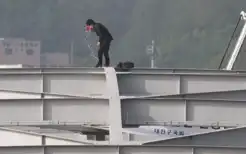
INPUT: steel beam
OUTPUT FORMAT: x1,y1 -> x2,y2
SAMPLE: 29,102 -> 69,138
0,72 -> 106,96
2,67 -> 246,97
135,121 -> 242,128
0,121 -> 109,132
0,145 -> 245,154
104,67 -> 123,144
150,89 -> 246,100
143,126 -> 246,147
3,67 -> 246,74
42,72 -> 106,96
0,127 -> 99,146
118,73 -> 246,96
0,89 -> 107,99
0,67 -> 105,73
121,98 -> 246,125
121,68 -> 246,74
0,98 -> 108,124
0,89 -> 81,99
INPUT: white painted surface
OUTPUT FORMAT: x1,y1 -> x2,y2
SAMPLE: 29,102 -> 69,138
0,66 -> 245,154
0,100 -> 43,121
0,128 -> 99,146
0,128 -> 42,146
104,67 -> 123,144
0,91 -> 41,99
45,137 -> 84,145
45,133 -> 88,141
0,64 -> 24,68
0,146 -> 245,154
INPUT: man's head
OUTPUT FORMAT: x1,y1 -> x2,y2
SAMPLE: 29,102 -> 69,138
86,19 -> 96,26
85,19 -> 96,32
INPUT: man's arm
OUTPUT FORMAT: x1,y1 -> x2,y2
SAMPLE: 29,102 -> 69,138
94,24 -> 103,43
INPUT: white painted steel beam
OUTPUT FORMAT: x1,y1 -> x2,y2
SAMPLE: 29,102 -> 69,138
0,71 -> 106,96
0,127 -> 96,146
2,67 -> 246,97
0,120 -> 243,132
122,98 -> 246,125
2,66 -> 246,74
0,145 -> 245,154
120,67 -> 246,74
0,121 -> 109,132
136,121 -> 242,128
0,98 -> 109,124
143,126 -> 246,147
226,11 -> 246,70
104,67 -> 123,144
0,89 -> 106,99
1,97 -> 246,128
125,89 -> 246,100
118,73 -> 246,96
0,67 -> 105,73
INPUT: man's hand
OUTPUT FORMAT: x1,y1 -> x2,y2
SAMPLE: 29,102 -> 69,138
97,42 -> 100,46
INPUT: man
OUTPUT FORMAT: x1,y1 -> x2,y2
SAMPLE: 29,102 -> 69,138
85,19 -> 113,67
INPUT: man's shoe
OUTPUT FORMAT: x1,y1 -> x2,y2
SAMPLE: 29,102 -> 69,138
95,63 -> 102,68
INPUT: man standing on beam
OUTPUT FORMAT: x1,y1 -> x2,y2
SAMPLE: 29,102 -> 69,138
85,19 -> 113,67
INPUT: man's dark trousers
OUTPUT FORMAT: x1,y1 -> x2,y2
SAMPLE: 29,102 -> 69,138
96,40 -> 111,67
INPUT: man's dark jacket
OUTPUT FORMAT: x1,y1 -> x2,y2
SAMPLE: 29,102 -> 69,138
94,23 -> 113,43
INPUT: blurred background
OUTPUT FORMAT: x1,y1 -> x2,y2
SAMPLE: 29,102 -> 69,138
0,0 -> 246,69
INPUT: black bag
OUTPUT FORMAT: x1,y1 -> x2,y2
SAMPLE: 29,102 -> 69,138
116,61 -> 134,71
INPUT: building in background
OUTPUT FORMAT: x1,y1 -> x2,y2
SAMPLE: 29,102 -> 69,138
0,38 -> 70,67
0,38 -> 41,66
